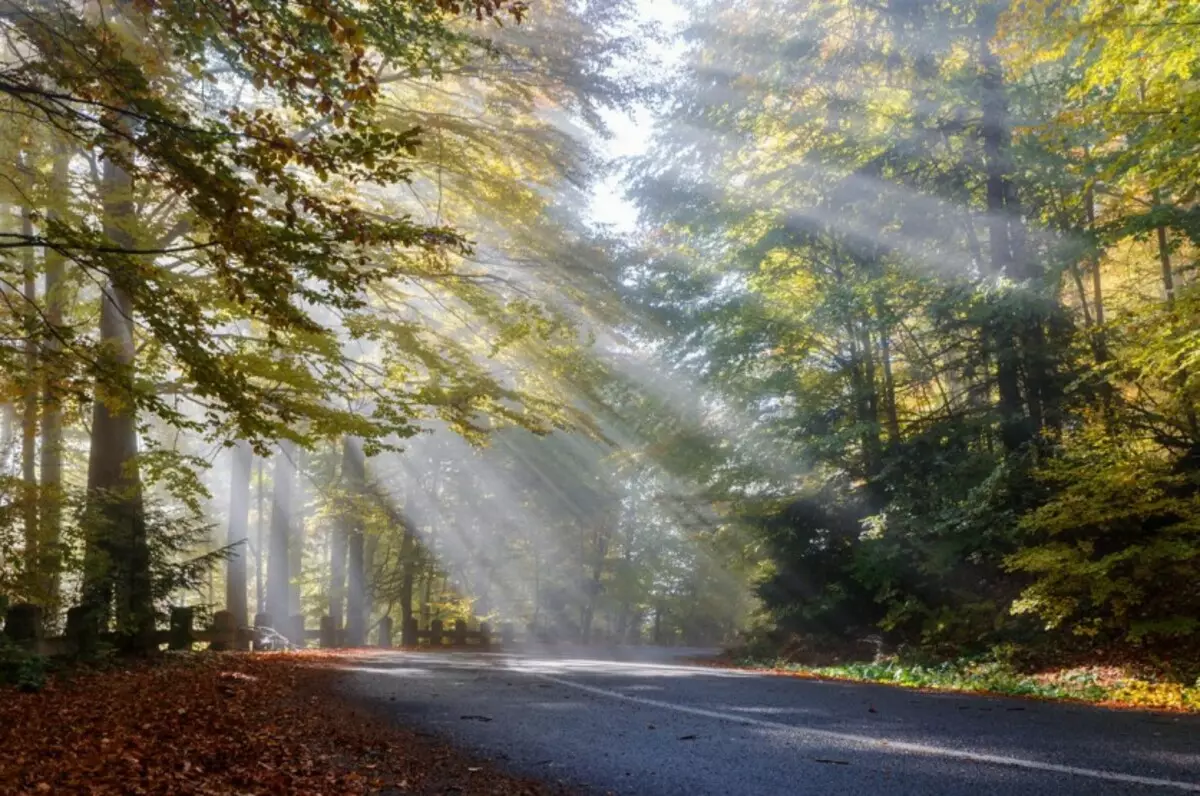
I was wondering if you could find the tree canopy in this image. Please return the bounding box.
[1,0,1199,670]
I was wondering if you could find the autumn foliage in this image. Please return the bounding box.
[0,652,566,795]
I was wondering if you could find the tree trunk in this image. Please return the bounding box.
[1085,184,1107,357]
[266,440,293,623]
[255,457,264,615]
[399,517,415,625]
[420,561,432,630]
[20,204,39,594]
[329,447,347,633]
[857,318,882,472]
[978,10,1031,451]
[874,295,901,442]
[289,446,306,616]
[343,437,366,646]
[83,130,152,650]
[1,403,13,469]
[581,524,609,645]
[40,147,69,615]
[847,321,882,477]
[1154,210,1198,437]
[1068,260,1093,329]
[1157,218,1176,307]
[226,441,252,644]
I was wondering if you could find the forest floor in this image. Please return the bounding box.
[700,653,1200,713]
[0,650,573,795]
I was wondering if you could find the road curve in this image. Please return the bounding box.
[340,648,1200,795]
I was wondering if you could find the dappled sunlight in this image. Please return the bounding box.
[3,0,1200,792]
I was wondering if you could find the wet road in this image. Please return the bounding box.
[342,647,1200,795]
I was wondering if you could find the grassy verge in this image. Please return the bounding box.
[716,656,1200,712]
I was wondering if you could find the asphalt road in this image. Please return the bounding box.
[341,647,1200,795]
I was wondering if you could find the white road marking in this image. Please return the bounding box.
[527,670,1200,793]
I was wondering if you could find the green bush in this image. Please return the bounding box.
[0,637,47,692]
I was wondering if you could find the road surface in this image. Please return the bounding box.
[341,647,1200,795]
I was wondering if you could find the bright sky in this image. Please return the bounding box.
[585,0,687,233]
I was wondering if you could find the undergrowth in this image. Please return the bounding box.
[727,654,1200,711]
[0,638,47,692]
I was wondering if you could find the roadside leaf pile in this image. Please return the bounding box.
[0,652,568,795]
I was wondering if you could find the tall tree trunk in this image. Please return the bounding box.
[858,318,882,470]
[1,403,13,467]
[343,437,366,646]
[833,244,881,476]
[226,441,252,646]
[848,321,882,477]
[266,440,293,623]
[254,457,265,615]
[20,204,39,594]
[874,296,901,441]
[40,147,69,616]
[83,128,152,650]
[530,543,541,630]
[329,462,347,633]
[1154,209,1198,437]
[1157,219,1176,307]
[288,447,306,616]
[978,9,1030,451]
[420,561,432,630]
[419,462,439,630]
[1086,185,1106,354]
[1068,259,1094,329]
[364,533,378,614]
[398,516,415,625]
[581,524,609,645]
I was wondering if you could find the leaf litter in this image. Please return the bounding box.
[0,651,573,795]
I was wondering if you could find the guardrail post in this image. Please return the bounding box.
[211,610,237,651]
[430,618,444,647]
[65,605,99,655]
[288,615,305,649]
[168,606,194,651]
[3,603,43,649]
[402,616,418,647]
[378,616,393,648]
[319,615,337,648]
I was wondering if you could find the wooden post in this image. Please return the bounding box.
[430,618,444,647]
[211,610,237,651]
[501,622,514,647]
[168,606,195,651]
[319,615,337,648]
[453,618,467,647]
[378,616,393,648]
[3,603,43,649]
[402,616,418,647]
